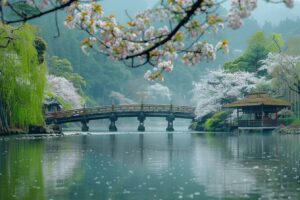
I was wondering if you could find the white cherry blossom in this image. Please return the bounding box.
[192,69,265,118]
[47,75,84,109]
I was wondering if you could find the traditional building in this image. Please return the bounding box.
[44,98,62,114]
[224,92,291,130]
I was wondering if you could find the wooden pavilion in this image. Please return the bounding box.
[43,97,62,114]
[224,92,291,130]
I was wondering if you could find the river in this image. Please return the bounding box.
[1,132,300,200]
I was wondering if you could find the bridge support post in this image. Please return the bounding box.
[109,114,118,132]
[51,122,62,134]
[166,113,175,132]
[81,121,89,132]
[137,112,146,132]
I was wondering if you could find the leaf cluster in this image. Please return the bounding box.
[0,24,47,132]
[203,111,231,131]
[224,32,284,75]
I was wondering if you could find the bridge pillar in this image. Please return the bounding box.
[109,114,118,132]
[81,121,89,132]
[166,113,175,132]
[51,121,62,134]
[137,113,146,132]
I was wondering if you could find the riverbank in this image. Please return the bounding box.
[0,128,27,136]
[0,124,62,136]
[275,125,300,134]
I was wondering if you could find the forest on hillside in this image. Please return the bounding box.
[1,0,300,134]
[32,11,300,104]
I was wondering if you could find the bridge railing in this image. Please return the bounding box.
[45,104,195,119]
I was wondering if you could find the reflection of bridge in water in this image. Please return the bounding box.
[45,104,196,132]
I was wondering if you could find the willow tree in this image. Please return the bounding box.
[0,24,47,134]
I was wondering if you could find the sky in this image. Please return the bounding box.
[101,0,158,21]
[101,0,300,25]
[248,0,300,26]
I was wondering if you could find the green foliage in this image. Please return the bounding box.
[0,24,47,133]
[286,36,300,55]
[279,117,294,126]
[278,113,300,126]
[189,113,214,131]
[34,37,47,64]
[252,82,274,94]
[291,118,300,126]
[43,88,74,110]
[11,2,40,16]
[278,109,295,126]
[204,111,231,131]
[224,44,268,73]
[31,14,136,103]
[0,141,45,199]
[248,32,284,53]
[48,56,73,75]
[34,12,257,104]
[48,56,86,95]
[224,32,284,74]
[191,111,230,132]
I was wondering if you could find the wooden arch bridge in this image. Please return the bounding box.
[45,104,196,132]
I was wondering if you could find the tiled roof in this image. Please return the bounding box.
[223,92,291,108]
[44,97,60,106]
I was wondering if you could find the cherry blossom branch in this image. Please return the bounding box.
[125,0,204,59]
[1,0,294,81]
[5,0,76,24]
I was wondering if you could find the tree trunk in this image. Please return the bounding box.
[0,98,10,134]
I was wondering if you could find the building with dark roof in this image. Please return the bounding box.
[224,92,291,130]
[44,97,62,114]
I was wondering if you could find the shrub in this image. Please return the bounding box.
[204,111,231,131]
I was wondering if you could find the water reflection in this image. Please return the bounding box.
[0,133,300,200]
[191,136,257,198]
[43,137,83,192]
[139,134,144,165]
[0,140,45,200]
[110,134,116,158]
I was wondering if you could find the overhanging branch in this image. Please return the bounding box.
[5,0,76,24]
[124,0,204,60]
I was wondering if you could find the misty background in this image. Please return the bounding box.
[32,0,300,106]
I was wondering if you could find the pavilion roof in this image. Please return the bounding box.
[44,97,61,106]
[223,92,291,108]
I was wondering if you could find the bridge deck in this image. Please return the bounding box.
[45,104,196,124]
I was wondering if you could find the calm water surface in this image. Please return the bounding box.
[1,132,300,200]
